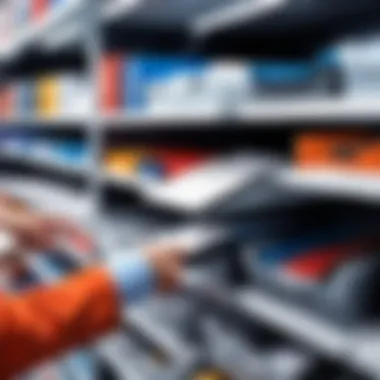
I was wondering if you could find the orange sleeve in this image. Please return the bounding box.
[0,267,121,379]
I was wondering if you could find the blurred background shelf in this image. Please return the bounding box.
[237,97,380,125]
[104,0,380,57]
[2,1,380,380]
[4,98,380,130]
[0,0,86,63]
[0,115,89,128]
[236,289,380,379]
[280,169,380,203]
[0,151,88,175]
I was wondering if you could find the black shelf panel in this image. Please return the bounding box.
[0,45,85,82]
[104,0,380,58]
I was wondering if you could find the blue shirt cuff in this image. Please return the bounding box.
[108,254,156,305]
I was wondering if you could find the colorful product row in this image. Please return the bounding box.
[99,53,206,112]
[105,147,212,181]
[294,131,380,173]
[0,74,90,118]
[99,51,340,113]
[0,50,343,118]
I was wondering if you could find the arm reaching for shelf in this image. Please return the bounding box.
[0,243,183,379]
[0,194,185,378]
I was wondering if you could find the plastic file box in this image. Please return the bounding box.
[294,132,380,173]
[105,148,147,176]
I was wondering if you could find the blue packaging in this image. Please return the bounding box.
[254,61,315,85]
[55,140,88,165]
[124,54,206,110]
[252,48,340,94]
[138,158,165,181]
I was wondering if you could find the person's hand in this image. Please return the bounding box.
[144,245,185,293]
[0,207,92,252]
[0,229,28,278]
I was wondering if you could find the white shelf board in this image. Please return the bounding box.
[192,0,289,36]
[0,115,89,127]
[237,97,380,123]
[237,289,348,356]
[0,0,85,63]
[0,109,222,129]
[125,307,195,362]
[103,0,142,21]
[280,168,380,202]
[237,289,380,378]
[96,334,145,380]
[0,151,89,177]
[3,97,380,128]
[102,106,226,127]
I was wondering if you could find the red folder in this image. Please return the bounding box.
[284,238,377,280]
[100,54,123,113]
[151,149,212,178]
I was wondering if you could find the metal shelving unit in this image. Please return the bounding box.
[2,0,380,379]
[280,168,380,203]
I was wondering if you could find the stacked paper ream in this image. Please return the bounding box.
[60,75,91,116]
[37,76,59,117]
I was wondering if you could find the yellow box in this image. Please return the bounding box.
[37,76,59,117]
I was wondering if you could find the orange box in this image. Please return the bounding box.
[99,54,123,113]
[36,76,59,117]
[105,148,146,176]
[294,132,380,173]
